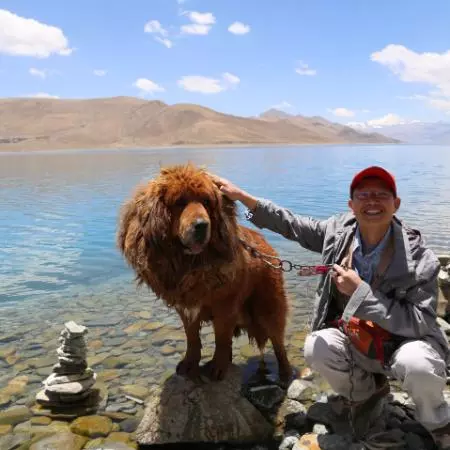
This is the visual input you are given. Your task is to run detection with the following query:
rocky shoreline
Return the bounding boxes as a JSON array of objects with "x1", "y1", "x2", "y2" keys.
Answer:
[{"x1": 0, "y1": 262, "x2": 449, "y2": 450}]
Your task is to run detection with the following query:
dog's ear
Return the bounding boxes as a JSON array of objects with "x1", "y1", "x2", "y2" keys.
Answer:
[
  {"x1": 140, "y1": 187, "x2": 171, "y2": 254},
  {"x1": 117, "y1": 183, "x2": 171, "y2": 263}
]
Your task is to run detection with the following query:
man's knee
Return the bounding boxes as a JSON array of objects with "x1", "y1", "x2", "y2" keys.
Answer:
[
  {"x1": 304, "y1": 328, "x2": 348, "y2": 369},
  {"x1": 391, "y1": 340, "x2": 447, "y2": 380}
]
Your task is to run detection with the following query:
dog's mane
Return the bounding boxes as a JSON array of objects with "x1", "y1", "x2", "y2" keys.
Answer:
[{"x1": 117, "y1": 165, "x2": 241, "y2": 298}]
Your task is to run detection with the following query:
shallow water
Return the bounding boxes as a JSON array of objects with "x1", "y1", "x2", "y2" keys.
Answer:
[{"x1": 0, "y1": 144, "x2": 449, "y2": 442}]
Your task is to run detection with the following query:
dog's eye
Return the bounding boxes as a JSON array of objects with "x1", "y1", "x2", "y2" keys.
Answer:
[
  {"x1": 202, "y1": 199, "x2": 210, "y2": 208},
  {"x1": 175, "y1": 197, "x2": 188, "y2": 208}
]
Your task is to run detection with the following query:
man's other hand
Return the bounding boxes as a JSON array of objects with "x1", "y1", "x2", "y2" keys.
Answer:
[{"x1": 331, "y1": 264, "x2": 362, "y2": 296}]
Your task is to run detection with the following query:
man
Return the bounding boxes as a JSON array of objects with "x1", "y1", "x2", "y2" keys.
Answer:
[{"x1": 212, "y1": 166, "x2": 450, "y2": 448}]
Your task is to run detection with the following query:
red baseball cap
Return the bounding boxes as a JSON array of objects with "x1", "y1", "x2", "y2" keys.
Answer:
[{"x1": 350, "y1": 166, "x2": 397, "y2": 197}]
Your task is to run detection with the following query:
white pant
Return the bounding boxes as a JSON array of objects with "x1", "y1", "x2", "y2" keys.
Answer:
[{"x1": 304, "y1": 328, "x2": 449, "y2": 431}]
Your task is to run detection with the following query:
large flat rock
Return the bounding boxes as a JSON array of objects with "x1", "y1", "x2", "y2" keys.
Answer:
[{"x1": 135, "y1": 364, "x2": 274, "y2": 445}]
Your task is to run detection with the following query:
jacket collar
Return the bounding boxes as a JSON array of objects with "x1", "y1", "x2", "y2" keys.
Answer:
[
  {"x1": 387, "y1": 216, "x2": 415, "y2": 278},
  {"x1": 335, "y1": 213, "x2": 414, "y2": 279}
]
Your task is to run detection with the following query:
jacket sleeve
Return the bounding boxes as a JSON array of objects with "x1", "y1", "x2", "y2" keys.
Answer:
[
  {"x1": 348, "y1": 248, "x2": 440, "y2": 338},
  {"x1": 246, "y1": 198, "x2": 329, "y2": 254}
]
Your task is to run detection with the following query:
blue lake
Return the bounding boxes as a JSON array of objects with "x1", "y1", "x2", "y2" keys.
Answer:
[{"x1": 1, "y1": 144, "x2": 449, "y2": 309}]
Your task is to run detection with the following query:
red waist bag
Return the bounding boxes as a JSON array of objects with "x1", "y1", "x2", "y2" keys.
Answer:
[{"x1": 331, "y1": 317, "x2": 393, "y2": 363}]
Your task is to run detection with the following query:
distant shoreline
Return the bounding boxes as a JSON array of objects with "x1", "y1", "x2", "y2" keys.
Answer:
[{"x1": 0, "y1": 141, "x2": 405, "y2": 154}]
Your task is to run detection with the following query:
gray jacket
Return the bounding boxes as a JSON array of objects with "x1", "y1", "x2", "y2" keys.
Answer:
[{"x1": 248, "y1": 198, "x2": 449, "y2": 361}]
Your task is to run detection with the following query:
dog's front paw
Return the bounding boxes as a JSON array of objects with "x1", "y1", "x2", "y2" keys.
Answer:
[
  {"x1": 176, "y1": 357, "x2": 201, "y2": 381},
  {"x1": 203, "y1": 356, "x2": 231, "y2": 381},
  {"x1": 278, "y1": 363, "x2": 294, "y2": 388}
]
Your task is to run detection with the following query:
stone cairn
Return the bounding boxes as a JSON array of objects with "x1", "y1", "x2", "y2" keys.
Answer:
[
  {"x1": 438, "y1": 256, "x2": 450, "y2": 318},
  {"x1": 36, "y1": 321, "x2": 99, "y2": 411}
]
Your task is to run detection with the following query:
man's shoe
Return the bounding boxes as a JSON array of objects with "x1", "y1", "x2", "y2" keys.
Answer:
[
  {"x1": 430, "y1": 422, "x2": 450, "y2": 449},
  {"x1": 351, "y1": 374, "x2": 391, "y2": 408},
  {"x1": 350, "y1": 374, "x2": 390, "y2": 439}
]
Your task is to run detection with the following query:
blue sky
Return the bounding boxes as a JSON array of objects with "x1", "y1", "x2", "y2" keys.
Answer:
[{"x1": 1, "y1": 0, "x2": 450, "y2": 127}]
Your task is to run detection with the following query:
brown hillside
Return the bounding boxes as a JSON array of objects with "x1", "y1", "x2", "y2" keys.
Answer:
[{"x1": 0, "y1": 97, "x2": 399, "y2": 151}]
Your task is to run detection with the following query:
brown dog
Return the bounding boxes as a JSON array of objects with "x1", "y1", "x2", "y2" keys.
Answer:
[{"x1": 117, "y1": 164, "x2": 291, "y2": 383}]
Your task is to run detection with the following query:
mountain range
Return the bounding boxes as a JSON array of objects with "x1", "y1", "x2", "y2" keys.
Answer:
[
  {"x1": 0, "y1": 98, "x2": 398, "y2": 151},
  {"x1": 348, "y1": 121, "x2": 450, "y2": 145}
]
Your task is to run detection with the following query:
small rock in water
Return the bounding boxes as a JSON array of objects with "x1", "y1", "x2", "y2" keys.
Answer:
[
  {"x1": 312, "y1": 423, "x2": 328, "y2": 435},
  {"x1": 44, "y1": 369, "x2": 94, "y2": 386},
  {"x1": 247, "y1": 384, "x2": 286, "y2": 411},
  {"x1": 436, "y1": 317, "x2": 450, "y2": 334},
  {"x1": 390, "y1": 392, "x2": 408, "y2": 405},
  {"x1": 279, "y1": 435, "x2": 299, "y2": 450},
  {"x1": 119, "y1": 418, "x2": 140, "y2": 433},
  {"x1": 64, "y1": 321, "x2": 88, "y2": 336},
  {"x1": 124, "y1": 395, "x2": 145, "y2": 405},
  {"x1": 293, "y1": 433, "x2": 320, "y2": 450},
  {"x1": 44, "y1": 376, "x2": 97, "y2": 394},
  {"x1": 300, "y1": 367, "x2": 314, "y2": 381},
  {"x1": 0, "y1": 406, "x2": 32, "y2": 426},
  {"x1": 70, "y1": 415, "x2": 113, "y2": 438},
  {"x1": 52, "y1": 361, "x2": 88, "y2": 375},
  {"x1": 287, "y1": 379, "x2": 315, "y2": 402}
]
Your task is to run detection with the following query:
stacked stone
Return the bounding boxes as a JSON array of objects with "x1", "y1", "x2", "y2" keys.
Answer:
[
  {"x1": 36, "y1": 321, "x2": 98, "y2": 408},
  {"x1": 438, "y1": 256, "x2": 450, "y2": 318}
]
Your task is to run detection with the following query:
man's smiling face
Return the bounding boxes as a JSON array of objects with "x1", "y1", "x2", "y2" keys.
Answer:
[{"x1": 349, "y1": 177, "x2": 401, "y2": 229}]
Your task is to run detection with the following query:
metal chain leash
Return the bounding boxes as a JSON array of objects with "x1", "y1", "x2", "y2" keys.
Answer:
[
  {"x1": 239, "y1": 238, "x2": 333, "y2": 276},
  {"x1": 345, "y1": 338, "x2": 359, "y2": 440}
]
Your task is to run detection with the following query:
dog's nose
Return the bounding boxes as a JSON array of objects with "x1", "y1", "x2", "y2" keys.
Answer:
[{"x1": 193, "y1": 220, "x2": 209, "y2": 242}]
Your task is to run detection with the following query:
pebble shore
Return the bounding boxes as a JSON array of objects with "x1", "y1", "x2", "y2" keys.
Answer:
[{"x1": 1, "y1": 273, "x2": 449, "y2": 450}]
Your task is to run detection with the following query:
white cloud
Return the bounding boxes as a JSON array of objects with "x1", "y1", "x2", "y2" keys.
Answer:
[
  {"x1": 144, "y1": 20, "x2": 173, "y2": 48},
  {"x1": 29, "y1": 68, "x2": 47, "y2": 79},
  {"x1": 93, "y1": 69, "x2": 107, "y2": 77},
  {"x1": 396, "y1": 94, "x2": 426, "y2": 100},
  {"x1": 133, "y1": 78, "x2": 165, "y2": 94},
  {"x1": 295, "y1": 61, "x2": 317, "y2": 76},
  {"x1": 144, "y1": 20, "x2": 168, "y2": 37},
  {"x1": 347, "y1": 121, "x2": 367, "y2": 129},
  {"x1": 178, "y1": 72, "x2": 240, "y2": 94},
  {"x1": 0, "y1": 9, "x2": 72, "y2": 58},
  {"x1": 328, "y1": 107, "x2": 355, "y2": 118},
  {"x1": 181, "y1": 11, "x2": 215, "y2": 35},
  {"x1": 178, "y1": 76, "x2": 223, "y2": 94},
  {"x1": 371, "y1": 44, "x2": 450, "y2": 113},
  {"x1": 187, "y1": 12, "x2": 215, "y2": 25},
  {"x1": 29, "y1": 67, "x2": 60, "y2": 78},
  {"x1": 272, "y1": 101, "x2": 293, "y2": 111},
  {"x1": 228, "y1": 22, "x2": 250, "y2": 35},
  {"x1": 155, "y1": 37, "x2": 173, "y2": 49},
  {"x1": 29, "y1": 92, "x2": 59, "y2": 99},
  {"x1": 347, "y1": 113, "x2": 419, "y2": 129},
  {"x1": 367, "y1": 113, "x2": 406, "y2": 127},
  {"x1": 180, "y1": 24, "x2": 211, "y2": 35},
  {"x1": 222, "y1": 72, "x2": 240, "y2": 85},
  {"x1": 427, "y1": 97, "x2": 450, "y2": 112}
]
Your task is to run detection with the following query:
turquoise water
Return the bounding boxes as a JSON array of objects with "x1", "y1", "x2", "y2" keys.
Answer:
[{"x1": 1, "y1": 144, "x2": 449, "y2": 308}]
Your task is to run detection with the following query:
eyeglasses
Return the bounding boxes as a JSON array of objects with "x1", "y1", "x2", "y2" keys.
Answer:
[{"x1": 353, "y1": 191, "x2": 393, "y2": 201}]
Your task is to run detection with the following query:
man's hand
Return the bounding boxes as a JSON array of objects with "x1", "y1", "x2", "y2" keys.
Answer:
[
  {"x1": 331, "y1": 264, "x2": 362, "y2": 296},
  {"x1": 208, "y1": 174, "x2": 244, "y2": 201},
  {"x1": 207, "y1": 173, "x2": 258, "y2": 211}
]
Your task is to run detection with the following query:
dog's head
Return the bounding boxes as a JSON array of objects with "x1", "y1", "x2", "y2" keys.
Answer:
[{"x1": 117, "y1": 164, "x2": 239, "y2": 285}]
